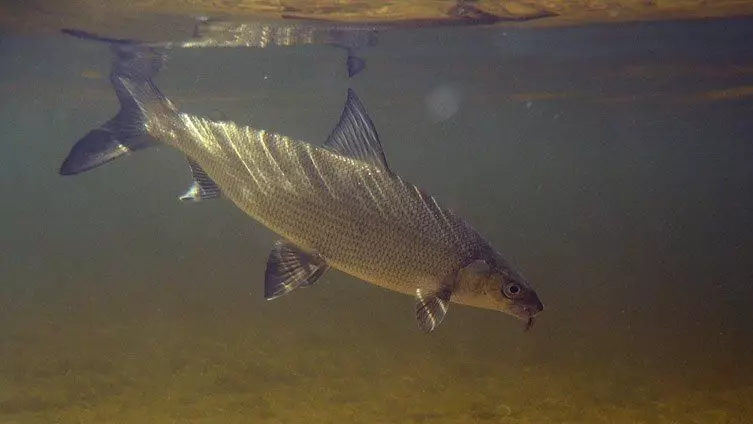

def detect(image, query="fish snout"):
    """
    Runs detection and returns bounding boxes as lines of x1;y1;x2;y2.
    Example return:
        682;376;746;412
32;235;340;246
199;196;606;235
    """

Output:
532;298;544;314
520;292;544;316
521;303;543;319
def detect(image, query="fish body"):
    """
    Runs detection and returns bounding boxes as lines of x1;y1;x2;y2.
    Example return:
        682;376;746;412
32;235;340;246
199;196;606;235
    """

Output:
156;104;493;306
60;46;543;331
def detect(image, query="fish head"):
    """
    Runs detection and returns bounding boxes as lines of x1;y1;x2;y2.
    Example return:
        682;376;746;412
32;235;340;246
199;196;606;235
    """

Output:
469;260;543;329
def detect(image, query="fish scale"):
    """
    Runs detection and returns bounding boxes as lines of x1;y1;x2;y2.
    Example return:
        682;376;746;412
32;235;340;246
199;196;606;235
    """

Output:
163;114;473;294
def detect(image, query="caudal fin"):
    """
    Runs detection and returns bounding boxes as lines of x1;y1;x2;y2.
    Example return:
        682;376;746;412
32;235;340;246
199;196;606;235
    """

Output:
59;44;171;175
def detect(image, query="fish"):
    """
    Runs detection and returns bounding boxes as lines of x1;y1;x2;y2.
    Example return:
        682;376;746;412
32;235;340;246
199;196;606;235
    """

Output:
61;18;378;78
61;1;557;77
59;45;544;332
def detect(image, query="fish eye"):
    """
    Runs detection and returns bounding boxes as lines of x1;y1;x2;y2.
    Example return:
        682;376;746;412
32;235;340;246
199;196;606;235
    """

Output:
502;282;523;299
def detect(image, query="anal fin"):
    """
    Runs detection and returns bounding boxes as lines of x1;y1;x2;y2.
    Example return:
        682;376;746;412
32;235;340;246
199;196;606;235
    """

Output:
265;240;329;300
179;157;221;201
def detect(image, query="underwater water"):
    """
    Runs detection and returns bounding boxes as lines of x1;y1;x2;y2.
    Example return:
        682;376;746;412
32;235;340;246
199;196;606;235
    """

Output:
1;16;753;424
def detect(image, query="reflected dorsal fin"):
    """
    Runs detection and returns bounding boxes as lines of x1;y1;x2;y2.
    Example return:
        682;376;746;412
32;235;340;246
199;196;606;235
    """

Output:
346;54;367;77
324;89;391;174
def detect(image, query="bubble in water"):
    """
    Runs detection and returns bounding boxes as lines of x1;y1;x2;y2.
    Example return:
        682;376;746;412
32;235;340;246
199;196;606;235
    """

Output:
426;85;462;122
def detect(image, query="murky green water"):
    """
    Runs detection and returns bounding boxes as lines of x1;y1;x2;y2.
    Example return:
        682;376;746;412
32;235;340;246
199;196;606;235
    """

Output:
1;16;752;423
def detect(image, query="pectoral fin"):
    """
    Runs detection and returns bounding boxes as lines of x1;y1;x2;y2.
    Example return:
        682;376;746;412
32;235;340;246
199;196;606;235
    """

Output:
415;288;451;333
265;240;329;300
178;157;221;201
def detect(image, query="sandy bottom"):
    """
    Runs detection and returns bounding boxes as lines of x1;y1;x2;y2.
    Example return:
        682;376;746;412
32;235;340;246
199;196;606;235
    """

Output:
1;271;750;424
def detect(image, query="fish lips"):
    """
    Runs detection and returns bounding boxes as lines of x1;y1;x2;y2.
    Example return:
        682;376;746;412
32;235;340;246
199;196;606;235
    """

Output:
509;300;543;331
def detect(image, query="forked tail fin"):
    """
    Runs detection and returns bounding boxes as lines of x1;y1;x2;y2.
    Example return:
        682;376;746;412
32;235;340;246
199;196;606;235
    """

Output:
59;42;174;175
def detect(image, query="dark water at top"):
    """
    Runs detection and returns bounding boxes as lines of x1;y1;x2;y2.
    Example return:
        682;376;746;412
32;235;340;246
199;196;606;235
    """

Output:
1;16;752;424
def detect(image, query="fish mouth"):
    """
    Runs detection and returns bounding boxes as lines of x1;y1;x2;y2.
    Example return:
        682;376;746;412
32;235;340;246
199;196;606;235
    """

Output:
513;303;542;332
524;316;535;331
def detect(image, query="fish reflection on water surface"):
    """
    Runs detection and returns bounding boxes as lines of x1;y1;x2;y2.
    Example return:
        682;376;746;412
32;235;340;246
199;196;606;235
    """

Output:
61;1;557;77
59;41;543;332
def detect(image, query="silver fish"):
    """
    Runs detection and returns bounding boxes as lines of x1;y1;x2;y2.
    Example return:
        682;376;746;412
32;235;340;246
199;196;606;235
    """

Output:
61;19;377;78
61;2;557;78
60;46;543;332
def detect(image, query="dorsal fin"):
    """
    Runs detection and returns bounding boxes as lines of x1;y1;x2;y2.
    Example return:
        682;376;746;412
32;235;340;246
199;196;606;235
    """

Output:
324;89;391;174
